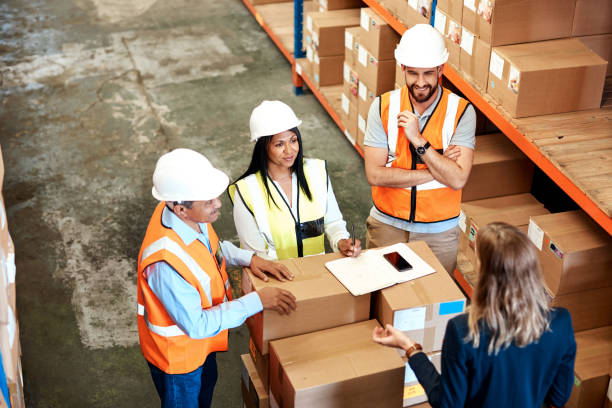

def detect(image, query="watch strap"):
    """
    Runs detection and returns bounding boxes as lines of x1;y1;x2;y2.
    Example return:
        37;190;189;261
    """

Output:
405;343;423;358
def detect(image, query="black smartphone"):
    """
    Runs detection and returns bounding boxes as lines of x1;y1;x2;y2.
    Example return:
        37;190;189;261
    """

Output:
383;251;413;272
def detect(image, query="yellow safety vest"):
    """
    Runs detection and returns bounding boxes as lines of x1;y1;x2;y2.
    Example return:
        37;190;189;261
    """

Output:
229;158;328;260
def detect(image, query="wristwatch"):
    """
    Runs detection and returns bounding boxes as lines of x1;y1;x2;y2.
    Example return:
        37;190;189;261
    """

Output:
415;141;431;156
405;342;423;358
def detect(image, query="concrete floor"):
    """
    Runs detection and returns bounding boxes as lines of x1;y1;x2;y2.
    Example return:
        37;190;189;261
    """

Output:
0;0;371;406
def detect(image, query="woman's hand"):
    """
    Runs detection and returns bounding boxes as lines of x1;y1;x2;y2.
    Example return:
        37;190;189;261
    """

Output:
372;324;414;351
338;238;362;258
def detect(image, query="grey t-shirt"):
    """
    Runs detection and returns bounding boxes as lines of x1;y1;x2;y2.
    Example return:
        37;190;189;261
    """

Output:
364;86;476;233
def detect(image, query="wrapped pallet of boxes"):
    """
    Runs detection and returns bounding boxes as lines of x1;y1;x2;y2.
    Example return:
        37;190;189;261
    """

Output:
566;326;612;408
433;7;462;68
269;320;405;408
241;354;270;408
241;252;371;354
458;193;549;268
305;9;361;87
462;133;534;202
527;211;612;333
487;38;607;118
375;241;466;406
460;0;575;47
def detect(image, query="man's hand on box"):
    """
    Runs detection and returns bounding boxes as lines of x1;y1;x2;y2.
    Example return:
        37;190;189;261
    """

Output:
249;255;294;282
258;287;297;315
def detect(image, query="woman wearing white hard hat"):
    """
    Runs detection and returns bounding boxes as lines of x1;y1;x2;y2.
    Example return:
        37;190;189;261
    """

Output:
229;100;360;260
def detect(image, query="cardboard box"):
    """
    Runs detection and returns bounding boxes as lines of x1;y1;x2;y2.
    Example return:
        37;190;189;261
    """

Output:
306;9;361;57
241;354;270;408
242;252;371;355
577;34;612;77
459;27;491;90
462;133;534;202
317;0;363;11
433;8;461;68
359;8;401;60
458;193;547;265
461;0;576;47
527;211;612;296
249;337;270;389
269;320;405;408
313;52;344;86
572;0;612;37
436;0;462;22
304;46;315;79
355;43;396;94
375;241;467;353
487;39;607;118
549;287;612;332
384;0;409;22
403;352;441;406
405;0;432;26
566;326;612;408
344;27;361;67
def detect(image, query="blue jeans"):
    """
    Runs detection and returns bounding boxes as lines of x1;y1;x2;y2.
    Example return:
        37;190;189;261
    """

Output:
148;353;218;408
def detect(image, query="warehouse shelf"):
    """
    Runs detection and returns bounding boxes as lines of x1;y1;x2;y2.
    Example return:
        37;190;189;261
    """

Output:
241;0;612;236
360;0;612;235
241;0;296;64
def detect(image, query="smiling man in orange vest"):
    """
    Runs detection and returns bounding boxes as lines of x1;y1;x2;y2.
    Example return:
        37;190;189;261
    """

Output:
137;148;296;408
364;24;476;274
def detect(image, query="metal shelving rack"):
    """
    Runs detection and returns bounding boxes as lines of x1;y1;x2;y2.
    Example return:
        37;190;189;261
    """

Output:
240;0;611;271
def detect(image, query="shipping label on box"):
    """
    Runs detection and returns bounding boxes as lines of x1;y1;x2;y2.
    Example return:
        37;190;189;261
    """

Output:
435;8;461;68
376;241;467;353
359;8;400;60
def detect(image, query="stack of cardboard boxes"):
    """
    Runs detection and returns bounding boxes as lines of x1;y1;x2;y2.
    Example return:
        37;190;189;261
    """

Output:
239;241;467;407
304;7;361;88
349;8;400;148
0;146;25;408
434;0;609;117
525;210;612;408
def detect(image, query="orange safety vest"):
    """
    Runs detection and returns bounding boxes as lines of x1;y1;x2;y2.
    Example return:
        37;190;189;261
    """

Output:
372;86;469;223
137;203;233;374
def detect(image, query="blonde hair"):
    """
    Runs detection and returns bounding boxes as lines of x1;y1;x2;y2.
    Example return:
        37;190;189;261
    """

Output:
467;222;550;354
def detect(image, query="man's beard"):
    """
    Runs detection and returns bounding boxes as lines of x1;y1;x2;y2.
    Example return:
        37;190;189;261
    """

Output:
408;83;436;103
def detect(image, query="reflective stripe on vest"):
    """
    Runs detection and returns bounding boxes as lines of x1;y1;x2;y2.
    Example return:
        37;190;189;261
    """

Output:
141;236;213;306
138;303;186;337
233;158;328;260
373;87;468;223
137;203;230;374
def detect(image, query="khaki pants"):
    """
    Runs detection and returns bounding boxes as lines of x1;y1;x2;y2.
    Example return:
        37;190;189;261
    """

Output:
366;216;459;275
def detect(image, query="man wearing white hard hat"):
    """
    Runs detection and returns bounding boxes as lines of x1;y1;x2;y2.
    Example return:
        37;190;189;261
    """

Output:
137;148;296;408
363;24;476;274
229;100;361;260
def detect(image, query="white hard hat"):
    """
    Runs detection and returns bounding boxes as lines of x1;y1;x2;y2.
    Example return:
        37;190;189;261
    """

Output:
249;100;302;142
394;24;449;68
151;148;229;202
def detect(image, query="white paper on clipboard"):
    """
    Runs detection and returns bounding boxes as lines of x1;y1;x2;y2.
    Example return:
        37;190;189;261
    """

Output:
325;243;436;296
